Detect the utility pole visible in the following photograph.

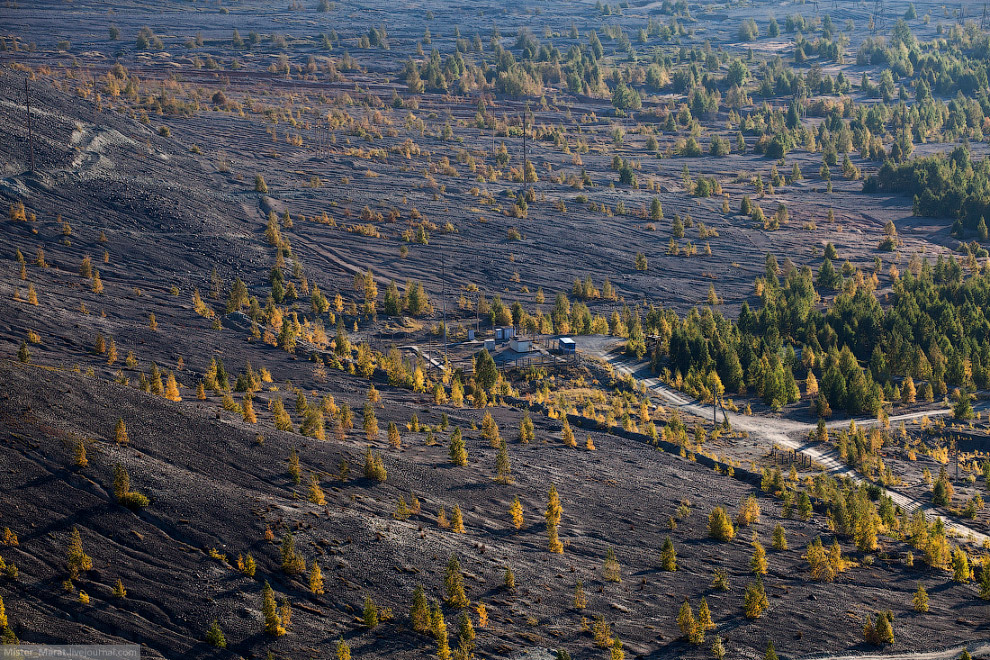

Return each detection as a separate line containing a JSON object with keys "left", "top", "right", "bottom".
{"left": 870, "top": 0, "right": 886, "bottom": 35}
{"left": 25, "top": 77, "right": 35, "bottom": 173}
{"left": 982, "top": 2, "right": 988, "bottom": 30}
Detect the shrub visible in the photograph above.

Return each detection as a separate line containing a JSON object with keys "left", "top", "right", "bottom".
{"left": 205, "top": 620, "right": 227, "bottom": 648}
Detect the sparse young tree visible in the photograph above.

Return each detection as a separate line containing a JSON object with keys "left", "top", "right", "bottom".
{"left": 387, "top": 421, "right": 401, "bottom": 449}
{"left": 410, "top": 584, "right": 430, "bottom": 632}
{"left": 602, "top": 546, "right": 622, "bottom": 582}
{"left": 114, "top": 418, "right": 128, "bottom": 445}
{"left": 546, "top": 484, "right": 563, "bottom": 553}
{"left": 451, "top": 504, "right": 465, "bottom": 533}
{"left": 503, "top": 566, "right": 516, "bottom": 592}
{"left": 262, "top": 582, "right": 286, "bottom": 636}
{"left": 519, "top": 413, "right": 535, "bottom": 443}
{"left": 561, "top": 418, "right": 576, "bottom": 447}
{"left": 205, "top": 619, "right": 227, "bottom": 648}
{"left": 509, "top": 495, "right": 524, "bottom": 530}
{"left": 308, "top": 472, "right": 326, "bottom": 505}
{"left": 279, "top": 532, "right": 305, "bottom": 575}
{"left": 66, "top": 527, "right": 93, "bottom": 580}
{"left": 444, "top": 554, "right": 469, "bottom": 608}
{"left": 708, "top": 507, "right": 735, "bottom": 541}
{"left": 913, "top": 582, "right": 929, "bottom": 612}
{"left": 677, "top": 601, "right": 697, "bottom": 641}
{"left": 363, "top": 594, "right": 379, "bottom": 628}
{"left": 449, "top": 427, "right": 467, "bottom": 466}
{"left": 771, "top": 524, "right": 787, "bottom": 550}
{"left": 743, "top": 579, "right": 768, "bottom": 619}
{"left": 573, "top": 581, "right": 587, "bottom": 610}
{"left": 751, "top": 539, "right": 768, "bottom": 575}
{"left": 661, "top": 537, "right": 677, "bottom": 571}
{"left": 495, "top": 440, "right": 512, "bottom": 483}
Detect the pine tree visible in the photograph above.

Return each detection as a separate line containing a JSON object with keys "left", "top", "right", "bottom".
{"left": 205, "top": 619, "right": 227, "bottom": 648}
{"left": 456, "top": 611, "right": 476, "bottom": 654}
{"left": 164, "top": 373, "right": 181, "bottom": 401}
{"left": 797, "top": 491, "right": 813, "bottom": 519}
{"left": 288, "top": 448, "right": 301, "bottom": 484}
{"left": 308, "top": 472, "right": 326, "bottom": 505}
{"left": 711, "top": 635, "right": 726, "bottom": 660}
{"left": 503, "top": 566, "right": 516, "bottom": 592}
{"left": 410, "top": 584, "right": 430, "bottom": 632}
{"left": 546, "top": 484, "right": 563, "bottom": 553}
{"left": 363, "top": 402, "right": 378, "bottom": 440}
{"left": 913, "top": 582, "right": 929, "bottom": 612}
{"left": 519, "top": 412, "right": 535, "bottom": 443}
{"left": 772, "top": 524, "right": 787, "bottom": 550}
{"left": 573, "top": 581, "right": 586, "bottom": 609}
{"left": 110, "top": 577, "right": 125, "bottom": 597}
{"left": 561, "top": 418, "right": 576, "bottom": 447}
{"left": 449, "top": 427, "right": 467, "bottom": 466}
{"left": 280, "top": 532, "right": 305, "bottom": 575}
{"left": 330, "top": 637, "right": 349, "bottom": 660}
{"left": 271, "top": 397, "right": 294, "bottom": 432}
{"left": 66, "top": 527, "right": 93, "bottom": 580}
{"left": 765, "top": 640, "right": 779, "bottom": 660}
{"left": 751, "top": 539, "right": 768, "bottom": 575}
{"left": 387, "top": 421, "right": 401, "bottom": 449}
{"left": 363, "top": 594, "right": 379, "bottom": 628}
{"left": 451, "top": 505, "right": 465, "bottom": 533}
{"left": 602, "top": 546, "right": 621, "bottom": 582}
{"left": 708, "top": 507, "right": 735, "bottom": 541}
{"left": 17, "top": 342, "right": 29, "bottom": 363}
{"left": 114, "top": 418, "right": 129, "bottom": 445}
{"left": 677, "top": 601, "right": 696, "bottom": 640}
{"left": 241, "top": 553, "right": 257, "bottom": 577}
{"left": 434, "top": 601, "right": 451, "bottom": 660}
{"left": 495, "top": 440, "right": 512, "bottom": 484}
{"left": 509, "top": 495, "right": 524, "bottom": 530}
{"left": 661, "top": 537, "right": 677, "bottom": 571}
{"left": 445, "top": 555, "right": 469, "bottom": 608}
{"left": 952, "top": 547, "right": 971, "bottom": 582}
{"left": 73, "top": 440, "right": 88, "bottom": 468}
{"left": 243, "top": 394, "right": 257, "bottom": 423}
{"left": 698, "top": 597, "right": 715, "bottom": 633}
{"left": 743, "top": 580, "right": 768, "bottom": 618}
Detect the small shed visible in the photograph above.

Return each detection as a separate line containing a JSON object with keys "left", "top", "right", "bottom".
{"left": 558, "top": 337, "right": 576, "bottom": 354}
{"left": 495, "top": 326, "right": 515, "bottom": 340}
{"left": 467, "top": 329, "right": 476, "bottom": 341}
{"left": 483, "top": 339, "right": 496, "bottom": 352}
{"left": 509, "top": 336, "right": 532, "bottom": 353}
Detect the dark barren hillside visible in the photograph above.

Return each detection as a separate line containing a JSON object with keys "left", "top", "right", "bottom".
{"left": 2, "top": 0, "right": 990, "bottom": 658}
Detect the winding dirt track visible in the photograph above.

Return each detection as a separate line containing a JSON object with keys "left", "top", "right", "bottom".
{"left": 576, "top": 337, "right": 990, "bottom": 547}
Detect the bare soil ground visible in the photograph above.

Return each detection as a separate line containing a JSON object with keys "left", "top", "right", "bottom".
{"left": 1, "top": 0, "right": 989, "bottom": 657}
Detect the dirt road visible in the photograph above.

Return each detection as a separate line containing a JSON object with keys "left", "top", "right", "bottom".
{"left": 577, "top": 337, "right": 990, "bottom": 546}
